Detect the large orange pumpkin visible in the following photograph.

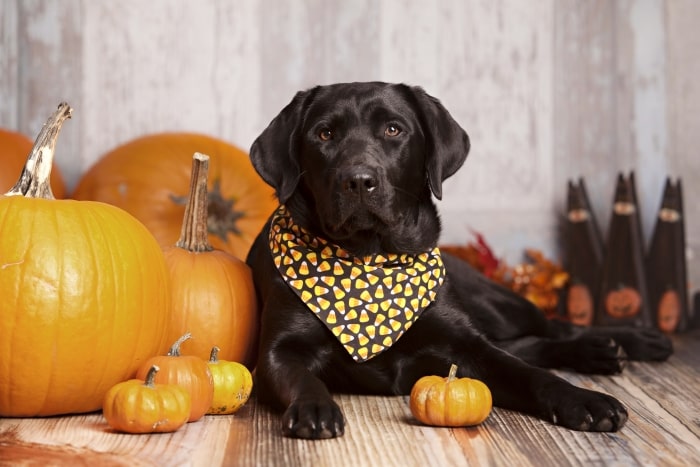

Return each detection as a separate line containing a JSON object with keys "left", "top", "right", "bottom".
{"left": 163, "top": 153, "right": 259, "bottom": 368}
{"left": 0, "top": 104, "right": 172, "bottom": 417}
{"left": 0, "top": 128, "right": 66, "bottom": 198}
{"left": 72, "top": 133, "right": 277, "bottom": 260}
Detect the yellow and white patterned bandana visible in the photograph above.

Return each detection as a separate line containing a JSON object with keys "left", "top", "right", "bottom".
{"left": 268, "top": 205, "right": 445, "bottom": 362}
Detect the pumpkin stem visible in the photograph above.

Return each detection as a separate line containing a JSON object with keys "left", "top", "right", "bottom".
{"left": 176, "top": 153, "right": 214, "bottom": 253}
{"left": 447, "top": 363, "right": 458, "bottom": 382}
{"left": 209, "top": 346, "right": 220, "bottom": 363}
{"left": 5, "top": 102, "right": 72, "bottom": 199}
{"left": 169, "top": 179, "right": 246, "bottom": 242}
{"left": 144, "top": 365, "right": 160, "bottom": 387}
{"left": 167, "top": 332, "right": 193, "bottom": 357}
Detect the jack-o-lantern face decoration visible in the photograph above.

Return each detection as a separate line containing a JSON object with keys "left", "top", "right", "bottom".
{"left": 567, "top": 284, "right": 594, "bottom": 326}
{"left": 605, "top": 286, "right": 641, "bottom": 319}
{"left": 657, "top": 290, "right": 680, "bottom": 333}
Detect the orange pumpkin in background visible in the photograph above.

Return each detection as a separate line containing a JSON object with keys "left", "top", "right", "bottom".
{"left": 0, "top": 128, "right": 67, "bottom": 198}
{"left": 72, "top": 133, "right": 277, "bottom": 260}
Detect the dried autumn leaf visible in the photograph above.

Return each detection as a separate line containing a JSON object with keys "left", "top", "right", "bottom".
{"left": 441, "top": 235, "right": 569, "bottom": 319}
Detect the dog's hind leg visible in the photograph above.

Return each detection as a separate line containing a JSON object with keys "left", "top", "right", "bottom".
{"left": 494, "top": 319, "right": 673, "bottom": 374}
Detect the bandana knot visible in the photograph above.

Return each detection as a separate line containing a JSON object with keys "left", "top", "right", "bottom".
{"left": 268, "top": 206, "right": 445, "bottom": 362}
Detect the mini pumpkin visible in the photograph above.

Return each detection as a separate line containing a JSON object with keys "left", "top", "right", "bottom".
{"left": 103, "top": 365, "right": 191, "bottom": 434}
{"left": 136, "top": 333, "right": 214, "bottom": 423}
{"left": 207, "top": 346, "right": 253, "bottom": 415}
{"left": 409, "top": 364, "right": 492, "bottom": 427}
{"left": 163, "top": 153, "right": 259, "bottom": 367}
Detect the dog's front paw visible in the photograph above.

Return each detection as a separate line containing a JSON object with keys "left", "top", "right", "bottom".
{"left": 282, "top": 398, "right": 345, "bottom": 439}
{"left": 547, "top": 387, "right": 628, "bottom": 432}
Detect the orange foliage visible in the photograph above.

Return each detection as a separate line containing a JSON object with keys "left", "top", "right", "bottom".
{"left": 441, "top": 234, "right": 569, "bottom": 319}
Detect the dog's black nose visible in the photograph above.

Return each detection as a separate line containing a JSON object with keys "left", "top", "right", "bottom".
{"left": 343, "top": 172, "right": 378, "bottom": 194}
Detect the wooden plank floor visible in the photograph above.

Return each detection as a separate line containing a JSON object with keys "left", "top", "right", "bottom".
{"left": 1, "top": 331, "right": 699, "bottom": 467}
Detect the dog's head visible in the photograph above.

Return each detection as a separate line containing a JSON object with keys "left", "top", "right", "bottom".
{"left": 250, "top": 82, "right": 470, "bottom": 255}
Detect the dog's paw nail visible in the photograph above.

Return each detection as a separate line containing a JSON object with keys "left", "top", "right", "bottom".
{"left": 580, "top": 413, "right": 594, "bottom": 430}
{"left": 595, "top": 417, "right": 614, "bottom": 432}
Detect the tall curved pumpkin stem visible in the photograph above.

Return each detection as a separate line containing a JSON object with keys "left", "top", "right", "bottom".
{"left": 176, "top": 153, "right": 214, "bottom": 253}
{"left": 5, "top": 102, "right": 72, "bottom": 199}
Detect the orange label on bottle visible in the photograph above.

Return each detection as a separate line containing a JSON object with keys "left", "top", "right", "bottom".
{"left": 567, "top": 284, "right": 594, "bottom": 326}
{"left": 657, "top": 290, "right": 680, "bottom": 333}
{"left": 605, "top": 287, "right": 641, "bottom": 319}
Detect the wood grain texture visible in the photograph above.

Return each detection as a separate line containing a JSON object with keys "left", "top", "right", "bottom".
{"left": 2, "top": 332, "right": 699, "bottom": 466}
{"left": 553, "top": 0, "right": 618, "bottom": 231}
{"left": 666, "top": 0, "right": 700, "bottom": 294}
{"left": 0, "top": 0, "right": 20, "bottom": 130}
{"left": 14, "top": 0, "right": 84, "bottom": 186}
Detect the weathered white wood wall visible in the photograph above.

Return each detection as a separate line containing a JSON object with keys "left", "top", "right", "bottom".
{"left": 1, "top": 0, "right": 698, "bottom": 295}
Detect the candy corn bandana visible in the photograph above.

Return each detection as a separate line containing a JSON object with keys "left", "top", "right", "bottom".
{"left": 269, "top": 205, "right": 445, "bottom": 362}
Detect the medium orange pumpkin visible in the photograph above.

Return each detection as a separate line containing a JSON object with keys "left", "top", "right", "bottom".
{"left": 0, "top": 128, "right": 66, "bottom": 198}
{"left": 0, "top": 104, "right": 172, "bottom": 417}
{"left": 409, "top": 364, "right": 492, "bottom": 427}
{"left": 136, "top": 333, "right": 214, "bottom": 423}
{"left": 163, "top": 153, "right": 259, "bottom": 368}
{"left": 103, "top": 365, "right": 191, "bottom": 434}
{"left": 71, "top": 132, "right": 277, "bottom": 260}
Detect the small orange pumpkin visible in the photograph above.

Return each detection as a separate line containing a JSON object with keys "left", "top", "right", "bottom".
{"left": 72, "top": 132, "right": 277, "bottom": 260}
{"left": 409, "top": 364, "right": 492, "bottom": 427}
{"left": 163, "top": 153, "right": 259, "bottom": 368}
{"left": 0, "top": 128, "right": 66, "bottom": 198}
{"left": 135, "top": 333, "right": 214, "bottom": 423}
{"left": 207, "top": 346, "right": 253, "bottom": 415}
{"left": 103, "top": 365, "right": 191, "bottom": 434}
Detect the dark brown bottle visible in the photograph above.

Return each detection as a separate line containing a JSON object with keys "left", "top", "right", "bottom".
{"left": 563, "top": 178, "right": 604, "bottom": 326}
{"left": 595, "top": 173, "right": 652, "bottom": 327}
{"left": 646, "top": 178, "right": 689, "bottom": 333}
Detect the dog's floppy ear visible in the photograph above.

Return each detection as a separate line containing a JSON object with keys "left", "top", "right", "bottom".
{"left": 250, "top": 89, "right": 315, "bottom": 203}
{"left": 409, "top": 86, "right": 470, "bottom": 200}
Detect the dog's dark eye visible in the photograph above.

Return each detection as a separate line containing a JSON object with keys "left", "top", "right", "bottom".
{"left": 318, "top": 128, "right": 333, "bottom": 141}
{"left": 385, "top": 125, "right": 401, "bottom": 137}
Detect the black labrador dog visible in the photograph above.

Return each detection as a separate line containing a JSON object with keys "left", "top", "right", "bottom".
{"left": 246, "top": 81, "right": 672, "bottom": 439}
